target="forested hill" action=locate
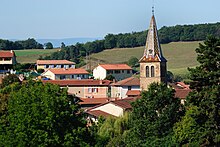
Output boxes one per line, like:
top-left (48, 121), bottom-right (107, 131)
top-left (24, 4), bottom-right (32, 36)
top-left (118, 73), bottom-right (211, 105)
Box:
top-left (43, 22), bottom-right (220, 66)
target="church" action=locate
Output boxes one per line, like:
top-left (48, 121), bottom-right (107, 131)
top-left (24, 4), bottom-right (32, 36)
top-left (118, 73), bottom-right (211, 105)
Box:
top-left (139, 11), bottom-right (167, 91)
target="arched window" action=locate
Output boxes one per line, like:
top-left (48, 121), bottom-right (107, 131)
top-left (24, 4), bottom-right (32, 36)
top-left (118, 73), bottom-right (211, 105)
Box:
top-left (151, 66), bottom-right (155, 77)
top-left (146, 66), bottom-right (149, 77)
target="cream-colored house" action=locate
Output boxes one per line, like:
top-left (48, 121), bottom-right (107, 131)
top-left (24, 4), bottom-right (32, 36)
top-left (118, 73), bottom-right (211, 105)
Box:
top-left (111, 77), bottom-right (141, 99)
top-left (86, 98), bottom-right (135, 123)
top-left (93, 64), bottom-right (132, 81)
top-left (42, 79), bottom-right (111, 98)
top-left (41, 68), bottom-right (89, 80)
top-left (36, 60), bottom-right (75, 70)
top-left (0, 50), bottom-right (16, 65)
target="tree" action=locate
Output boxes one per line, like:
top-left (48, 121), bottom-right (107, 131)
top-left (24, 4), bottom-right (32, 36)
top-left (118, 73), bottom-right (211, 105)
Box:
top-left (173, 36), bottom-right (220, 146)
top-left (61, 42), bottom-right (65, 49)
top-left (45, 42), bottom-right (53, 49)
top-left (0, 81), bottom-right (92, 146)
top-left (1, 74), bottom-right (20, 88)
top-left (126, 83), bottom-right (184, 146)
top-left (105, 75), bottom-right (115, 81)
top-left (128, 56), bottom-right (139, 67)
top-left (104, 34), bottom-right (117, 49)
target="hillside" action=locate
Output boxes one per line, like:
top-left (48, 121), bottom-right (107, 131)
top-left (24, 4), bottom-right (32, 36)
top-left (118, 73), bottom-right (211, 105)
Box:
top-left (14, 49), bottom-right (60, 63)
top-left (88, 41), bottom-right (201, 75)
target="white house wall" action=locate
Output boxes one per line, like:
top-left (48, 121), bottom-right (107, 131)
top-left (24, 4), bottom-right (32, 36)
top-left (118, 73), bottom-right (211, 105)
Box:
top-left (93, 66), bottom-right (107, 80)
top-left (92, 103), bottom-right (124, 117)
top-left (42, 70), bottom-right (55, 80)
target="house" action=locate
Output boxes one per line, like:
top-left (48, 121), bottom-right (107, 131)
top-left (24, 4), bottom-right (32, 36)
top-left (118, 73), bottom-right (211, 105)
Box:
top-left (93, 64), bottom-right (132, 81)
top-left (85, 98), bottom-right (136, 123)
top-left (169, 82), bottom-right (191, 104)
top-left (111, 77), bottom-right (141, 99)
top-left (0, 50), bottom-right (16, 70)
top-left (42, 79), bottom-right (112, 99)
top-left (36, 60), bottom-right (76, 70)
top-left (41, 68), bottom-right (89, 80)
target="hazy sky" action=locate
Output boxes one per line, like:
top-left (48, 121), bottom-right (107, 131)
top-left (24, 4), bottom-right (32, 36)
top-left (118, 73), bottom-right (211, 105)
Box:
top-left (0, 0), bottom-right (219, 39)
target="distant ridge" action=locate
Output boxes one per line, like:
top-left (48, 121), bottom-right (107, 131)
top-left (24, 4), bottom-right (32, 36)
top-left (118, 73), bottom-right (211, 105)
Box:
top-left (37, 38), bottom-right (101, 47)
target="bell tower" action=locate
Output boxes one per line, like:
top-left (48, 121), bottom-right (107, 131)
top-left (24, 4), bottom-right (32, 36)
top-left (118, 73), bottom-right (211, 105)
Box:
top-left (139, 10), bottom-right (167, 91)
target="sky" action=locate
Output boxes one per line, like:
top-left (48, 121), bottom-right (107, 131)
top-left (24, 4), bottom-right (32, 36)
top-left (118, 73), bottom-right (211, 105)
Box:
top-left (0, 0), bottom-right (219, 39)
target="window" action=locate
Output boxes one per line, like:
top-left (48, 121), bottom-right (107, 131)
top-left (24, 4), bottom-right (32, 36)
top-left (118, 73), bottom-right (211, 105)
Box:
top-left (115, 70), bottom-right (120, 74)
top-left (146, 66), bottom-right (149, 77)
top-left (122, 70), bottom-right (124, 73)
top-left (88, 88), bottom-right (92, 93)
top-left (127, 70), bottom-right (131, 74)
top-left (107, 70), bottom-right (113, 74)
top-left (61, 65), bottom-right (64, 68)
top-left (93, 88), bottom-right (98, 93)
top-left (128, 86), bottom-right (132, 90)
top-left (4, 58), bottom-right (11, 61)
top-left (60, 75), bottom-right (66, 80)
top-left (151, 66), bottom-right (155, 77)
top-left (45, 65), bottom-right (49, 68)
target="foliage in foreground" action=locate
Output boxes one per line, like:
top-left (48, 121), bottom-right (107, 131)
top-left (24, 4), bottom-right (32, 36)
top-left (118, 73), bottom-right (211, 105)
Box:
top-left (173, 36), bottom-right (220, 146)
top-left (0, 81), bottom-right (92, 146)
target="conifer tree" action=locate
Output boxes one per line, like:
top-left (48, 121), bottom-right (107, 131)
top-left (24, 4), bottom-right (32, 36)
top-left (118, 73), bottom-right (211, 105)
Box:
top-left (174, 36), bottom-right (220, 146)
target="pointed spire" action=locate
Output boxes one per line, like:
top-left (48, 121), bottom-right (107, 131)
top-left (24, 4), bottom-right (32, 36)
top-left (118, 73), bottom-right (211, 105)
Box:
top-left (139, 13), bottom-right (166, 62)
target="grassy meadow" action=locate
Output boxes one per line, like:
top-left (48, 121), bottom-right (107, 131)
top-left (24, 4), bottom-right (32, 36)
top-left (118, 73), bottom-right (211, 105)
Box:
top-left (89, 41), bottom-right (201, 75)
top-left (14, 48), bottom-right (60, 63)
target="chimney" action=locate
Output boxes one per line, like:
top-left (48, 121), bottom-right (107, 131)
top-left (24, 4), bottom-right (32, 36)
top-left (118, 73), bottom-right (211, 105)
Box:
top-left (99, 80), bottom-right (103, 85)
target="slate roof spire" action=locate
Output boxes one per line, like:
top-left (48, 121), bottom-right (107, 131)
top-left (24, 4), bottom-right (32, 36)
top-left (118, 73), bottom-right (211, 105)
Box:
top-left (139, 11), bottom-right (166, 62)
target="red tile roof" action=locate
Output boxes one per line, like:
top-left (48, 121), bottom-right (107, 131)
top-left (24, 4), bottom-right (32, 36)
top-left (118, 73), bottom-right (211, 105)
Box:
top-left (46, 68), bottom-right (89, 75)
top-left (99, 64), bottom-right (132, 70)
top-left (37, 60), bottom-right (75, 65)
top-left (42, 79), bottom-right (111, 86)
top-left (126, 90), bottom-right (141, 96)
top-left (0, 50), bottom-right (15, 58)
top-left (175, 89), bottom-right (191, 98)
top-left (79, 98), bottom-right (109, 105)
top-left (87, 110), bottom-right (115, 118)
top-left (87, 98), bottom-right (135, 111)
top-left (176, 82), bottom-right (190, 89)
top-left (111, 77), bottom-right (140, 86)
top-left (112, 99), bottom-right (133, 110)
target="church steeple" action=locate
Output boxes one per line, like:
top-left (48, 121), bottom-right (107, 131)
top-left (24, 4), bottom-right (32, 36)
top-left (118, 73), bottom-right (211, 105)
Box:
top-left (139, 14), bottom-right (166, 63)
top-left (139, 12), bottom-right (167, 91)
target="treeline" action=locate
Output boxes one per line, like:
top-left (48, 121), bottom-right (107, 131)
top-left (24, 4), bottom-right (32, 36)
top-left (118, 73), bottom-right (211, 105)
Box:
top-left (0, 38), bottom-right (44, 50)
top-left (43, 22), bottom-right (220, 64)
top-left (159, 22), bottom-right (220, 43)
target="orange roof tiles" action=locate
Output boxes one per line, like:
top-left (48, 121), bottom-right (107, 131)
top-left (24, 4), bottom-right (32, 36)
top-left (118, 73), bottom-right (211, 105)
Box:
top-left (47, 68), bottom-right (88, 75)
top-left (175, 89), bottom-right (191, 98)
top-left (99, 64), bottom-right (132, 70)
top-left (112, 99), bottom-right (133, 110)
top-left (111, 77), bottom-right (140, 86)
top-left (126, 90), bottom-right (141, 96)
top-left (87, 98), bottom-right (135, 111)
top-left (42, 79), bottom-right (111, 86)
top-left (0, 50), bottom-right (15, 58)
top-left (37, 60), bottom-right (75, 65)
top-left (79, 98), bottom-right (109, 105)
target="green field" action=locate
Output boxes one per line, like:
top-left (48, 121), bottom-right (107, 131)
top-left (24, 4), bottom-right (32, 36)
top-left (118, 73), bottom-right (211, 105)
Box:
top-left (14, 49), bottom-right (60, 63)
top-left (89, 41), bottom-right (201, 75)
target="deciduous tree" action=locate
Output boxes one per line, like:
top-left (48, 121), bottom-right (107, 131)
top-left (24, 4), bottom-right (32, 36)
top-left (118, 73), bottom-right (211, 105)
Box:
top-left (0, 81), bottom-right (92, 146)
